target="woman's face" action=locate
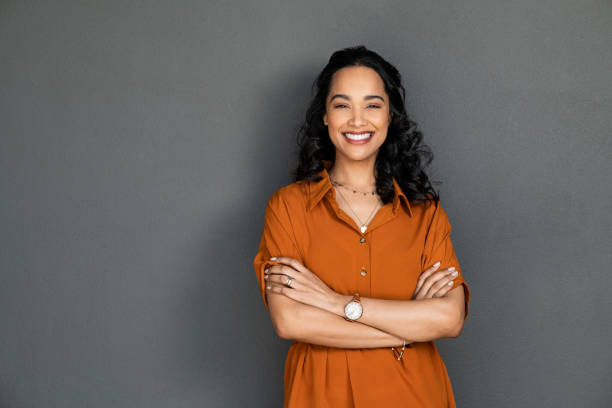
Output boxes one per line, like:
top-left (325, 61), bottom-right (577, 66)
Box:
top-left (323, 65), bottom-right (392, 163)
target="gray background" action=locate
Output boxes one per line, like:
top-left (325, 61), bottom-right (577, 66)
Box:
top-left (1, 0), bottom-right (611, 407)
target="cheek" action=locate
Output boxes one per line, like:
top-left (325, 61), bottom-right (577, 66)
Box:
top-left (373, 132), bottom-right (388, 147)
top-left (371, 110), bottom-right (391, 125)
top-left (326, 110), bottom-right (347, 126)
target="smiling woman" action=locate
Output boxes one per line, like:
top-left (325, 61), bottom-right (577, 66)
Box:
top-left (253, 45), bottom-right (470, 408)
top-left (324, 67), bottom-right (391, 153)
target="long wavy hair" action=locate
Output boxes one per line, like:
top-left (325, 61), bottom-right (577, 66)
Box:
top-left (292, 45), bottom-right (440, 205)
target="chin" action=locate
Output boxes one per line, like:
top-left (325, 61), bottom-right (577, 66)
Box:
top-left (341, 143), bottom-right (383, 158)
top-left (339, 151), bottom-right (380, 163)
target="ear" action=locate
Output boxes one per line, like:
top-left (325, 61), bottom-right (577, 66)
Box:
top-left (323, 113), bottom-right (328, 126)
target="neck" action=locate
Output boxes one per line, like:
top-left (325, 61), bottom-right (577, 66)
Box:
top-left (328, 155), bottom-right (377, 189)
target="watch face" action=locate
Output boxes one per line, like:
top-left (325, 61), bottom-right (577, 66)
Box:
top-left (345, 301), bottom-right (363, 320)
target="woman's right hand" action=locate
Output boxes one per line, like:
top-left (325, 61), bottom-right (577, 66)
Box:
top-left (411, 262), bottom-right (458, 300)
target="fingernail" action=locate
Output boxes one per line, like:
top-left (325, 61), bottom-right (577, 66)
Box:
top-left (448, 266), bottom-right (455, 271)
top-left (433, 261), bottom-right (440, 267)
top-left (266, 285), bottom-right (271, 290)
top-left (264, 268), bottom-right (269, 274)
top-left (264, 274), bottom-right (269, 280)
top-left (451, 271), bottom-right (458, 276)
top-left (270, 257), bottom-right (277, 261)
top-left (447, 281), bottom-right (453, 286)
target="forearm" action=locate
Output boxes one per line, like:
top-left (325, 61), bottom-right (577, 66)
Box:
top-left (331, 293), bottom-right (461, 342)
top-left (270, 294), bottom-right (406, 348)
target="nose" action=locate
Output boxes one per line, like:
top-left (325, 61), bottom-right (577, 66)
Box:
top-left (348, 108), bottom-right (367, 126)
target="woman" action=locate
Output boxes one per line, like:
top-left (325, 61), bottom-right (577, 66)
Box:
top-left (253, 45), bottom-right (471, 407)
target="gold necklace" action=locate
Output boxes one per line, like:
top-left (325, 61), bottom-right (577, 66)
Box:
top-left (331, 179), bottom-right (377, 196)
top-left (331, 178), bottom-right (381, 233)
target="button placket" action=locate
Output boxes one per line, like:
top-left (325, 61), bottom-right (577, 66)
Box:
top-left (358, 232), bottom-right (369, 301)
top-left (359, 233), bottom-right (367, 276)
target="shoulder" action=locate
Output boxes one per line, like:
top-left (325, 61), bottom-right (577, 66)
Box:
top-left (265, 180), bottom-right (309, 214)
top-left (409, 196), bottom-right (450, 225)
top-left (263, 181), bottom-right (310, 247)
top-left (408, 194), bottom-right (444, 214)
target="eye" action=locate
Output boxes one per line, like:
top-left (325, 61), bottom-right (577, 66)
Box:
top-left (368, 104), bottom-right (382, 109)
top-left (334, 104), bottom-right (348, 109)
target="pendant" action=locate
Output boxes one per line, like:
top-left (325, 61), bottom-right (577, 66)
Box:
top-left (360, 225), bottom-right (368, 233)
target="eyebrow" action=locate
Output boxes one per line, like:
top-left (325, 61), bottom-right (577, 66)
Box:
top-left (329, 94), bottom-right (385, 103)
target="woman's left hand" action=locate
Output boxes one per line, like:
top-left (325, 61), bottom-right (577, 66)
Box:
top-left (264, 256), bottom-right (341, 314)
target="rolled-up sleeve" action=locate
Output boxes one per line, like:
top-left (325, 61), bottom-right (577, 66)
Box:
top-left (253, 191), bottom-right (304, 310)
top-left (421, 201), bottom-right (471, 319)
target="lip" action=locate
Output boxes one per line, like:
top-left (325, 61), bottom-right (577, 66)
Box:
top-left (343, 131), bottom-right (374, 135)
top-left (342, 131), bottom-right (374, 144)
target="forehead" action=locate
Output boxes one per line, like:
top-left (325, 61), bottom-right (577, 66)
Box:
top-left (328, 66), bottom-right (386, 96)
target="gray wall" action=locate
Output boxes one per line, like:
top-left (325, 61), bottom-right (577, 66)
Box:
top-left (1, 1), bottom-right (610, 407)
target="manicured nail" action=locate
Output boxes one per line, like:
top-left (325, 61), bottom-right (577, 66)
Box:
top-left (451, 271), bottom-right (458, 276)
top-left (447, 281), bottom-right (453, 286)
top-left (266, 285), bottom-right (271, 290)
top-left (433, 261), bottom-right (440, 267)
top-left (264, 274), bottom-right (269, 280)
top-left (270, 257), bottom-right (277, 261)
top-left (448, 266), bottom-right (455, 271)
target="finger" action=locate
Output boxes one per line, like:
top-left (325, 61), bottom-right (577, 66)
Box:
top-left (267, 281), bottom-right (309, 307)
top-left (269, 257), bottom-right (322, 289)
top-left (265, 264), bottom-right (299, 279)
top-left (426, 275), bottom-right (456, 298)
top-left (266, 265), bottom-right (321, 295)
top-left (266, 281), bottom-right (304, 304)
top-left (265, 282), bottom-right (292, 296)
top-left (269, 256), bottom-right (309, 274)
top-left (421, 270), bottom-right (451, 295)
top-left (414, 262), bottom-right (442, 293)
top-left (431, 278), bottom-right (456, 298)
top-left (420, 272), bottom-right (452, 298)
top-left (419, 267), bottom-right (456, 296)
top-left (267, 273), bottom-right (299, 289)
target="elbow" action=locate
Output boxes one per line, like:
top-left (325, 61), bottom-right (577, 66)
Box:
top-left (270, 311), bottom-right (293, 339)
top-left (441, 304), bottom-right (465, 339)
top-left (268, 297), bottom-right (299, 340)
top-left (274, 315), bottom-right (294, 340)
top-left (277, 312), bottom-right (305, 340)
top-left (446, 319), bottom-right (465, 338)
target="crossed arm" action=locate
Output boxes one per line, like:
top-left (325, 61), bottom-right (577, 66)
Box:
top-left (256, 195), bottom-right (469, 349)
top-left (264, 257), bottom-right (467, 349)
top-left (268, 293), bottom-right (407, 348)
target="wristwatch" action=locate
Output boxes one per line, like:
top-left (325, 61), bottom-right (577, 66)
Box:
top-left (343, 293), bottom-right (363, 322)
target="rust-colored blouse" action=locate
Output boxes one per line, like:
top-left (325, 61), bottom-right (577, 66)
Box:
top-left (253, 160), bottom-right (471, 407)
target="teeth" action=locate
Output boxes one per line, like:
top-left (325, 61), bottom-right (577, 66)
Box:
top-left (344, 132), bottom-right (372, 140)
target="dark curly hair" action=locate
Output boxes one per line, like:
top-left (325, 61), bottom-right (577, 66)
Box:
top-left (291, 45), bottom-right (440, 205)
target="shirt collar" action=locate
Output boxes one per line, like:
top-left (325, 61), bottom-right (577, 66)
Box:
top-left (307, 159), bottom-right (413, 216)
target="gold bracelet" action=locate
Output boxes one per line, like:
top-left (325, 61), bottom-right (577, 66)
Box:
top-left (391, 339), bottom-right (406, 360)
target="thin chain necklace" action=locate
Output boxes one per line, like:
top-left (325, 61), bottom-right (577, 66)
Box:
top-left (330, 177), bottom-right (382, 233)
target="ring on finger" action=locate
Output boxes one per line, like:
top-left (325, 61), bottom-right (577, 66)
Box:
top-left (285, 277), bottom-right (293, 288)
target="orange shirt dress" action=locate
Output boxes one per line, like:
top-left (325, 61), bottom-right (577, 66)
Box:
top-left (253, 160), bottom-right (471, 407)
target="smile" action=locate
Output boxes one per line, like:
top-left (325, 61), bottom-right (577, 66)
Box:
top-left (342, 131), bottom-right (374, 144)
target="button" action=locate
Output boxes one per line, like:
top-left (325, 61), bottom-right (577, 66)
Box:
top-left (360, 236), bottom-right (366, 243)
top-left (360, 269), bottom-right (367, 276)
